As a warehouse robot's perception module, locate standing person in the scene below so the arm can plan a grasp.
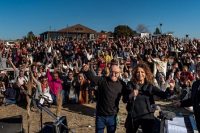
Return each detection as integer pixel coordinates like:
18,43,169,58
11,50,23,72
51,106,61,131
123,63,168,133
180,65,194,84
30,72,53,105
151,55,168,78
174,62,200,132
82,60,126,133
76,72,89,104
46,69,63,104
64,70,76,104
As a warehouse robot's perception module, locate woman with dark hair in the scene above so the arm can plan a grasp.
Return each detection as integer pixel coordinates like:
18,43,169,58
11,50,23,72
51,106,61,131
123,62,168,133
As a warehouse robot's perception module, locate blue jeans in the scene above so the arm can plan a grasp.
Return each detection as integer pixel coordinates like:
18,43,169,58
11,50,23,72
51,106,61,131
5,98,16,105
96,115,117,133
50,90,64,105
62,90,68,104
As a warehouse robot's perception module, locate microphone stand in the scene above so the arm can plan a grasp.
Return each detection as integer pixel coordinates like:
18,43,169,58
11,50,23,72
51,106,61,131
40,107,42,132
21,89,69,133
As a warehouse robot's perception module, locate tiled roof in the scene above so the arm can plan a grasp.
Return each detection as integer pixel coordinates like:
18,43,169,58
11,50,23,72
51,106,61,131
58,24,96,34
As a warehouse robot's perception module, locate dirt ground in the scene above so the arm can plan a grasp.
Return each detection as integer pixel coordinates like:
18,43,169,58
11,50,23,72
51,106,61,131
0,100,191,133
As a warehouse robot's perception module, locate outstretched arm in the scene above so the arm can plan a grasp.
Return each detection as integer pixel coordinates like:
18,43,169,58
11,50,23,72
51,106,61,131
82,64,101,85
180,98,192,107
151,85,168,99
30,71,42,93
46,69,53,82
7,57,17,71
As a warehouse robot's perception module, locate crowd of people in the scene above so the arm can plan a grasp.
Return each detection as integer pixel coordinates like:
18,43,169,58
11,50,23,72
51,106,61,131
0,35,200,133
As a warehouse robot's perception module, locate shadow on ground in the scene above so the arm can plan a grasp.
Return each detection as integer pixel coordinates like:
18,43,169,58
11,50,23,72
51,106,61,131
62,103,96,118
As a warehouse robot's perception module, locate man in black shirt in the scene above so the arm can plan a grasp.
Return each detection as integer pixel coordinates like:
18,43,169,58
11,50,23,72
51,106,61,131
82,61,126,133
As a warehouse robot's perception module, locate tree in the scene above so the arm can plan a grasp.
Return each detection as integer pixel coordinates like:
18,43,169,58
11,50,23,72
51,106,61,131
153,27,161,35
136,24,149,33
27,31,36,41
114,25,136,37
159,23,163,34
100,30,106,33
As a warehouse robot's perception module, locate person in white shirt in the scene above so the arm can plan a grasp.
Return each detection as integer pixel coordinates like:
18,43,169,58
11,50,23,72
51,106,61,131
151,55,168,78
31,72,53,105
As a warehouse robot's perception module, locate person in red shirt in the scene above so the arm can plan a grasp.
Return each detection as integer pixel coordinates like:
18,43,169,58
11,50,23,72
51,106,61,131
180,65,194,84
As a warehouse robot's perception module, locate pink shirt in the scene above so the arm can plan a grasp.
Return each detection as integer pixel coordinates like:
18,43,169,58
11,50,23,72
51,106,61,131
47,69,63,95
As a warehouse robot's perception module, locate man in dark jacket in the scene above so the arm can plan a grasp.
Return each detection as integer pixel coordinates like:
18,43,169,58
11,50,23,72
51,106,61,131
175,62,200,132
82,61,126,133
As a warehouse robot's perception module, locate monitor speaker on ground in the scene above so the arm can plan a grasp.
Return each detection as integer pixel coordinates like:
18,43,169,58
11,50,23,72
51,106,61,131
0,115,23,133
40,116,68,133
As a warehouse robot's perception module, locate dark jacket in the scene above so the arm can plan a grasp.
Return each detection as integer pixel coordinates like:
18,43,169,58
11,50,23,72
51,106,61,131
181,80,200,113
165,87,176,99
180,80,200,132
123,82,167,120
4,87,17,100
84,70,126,116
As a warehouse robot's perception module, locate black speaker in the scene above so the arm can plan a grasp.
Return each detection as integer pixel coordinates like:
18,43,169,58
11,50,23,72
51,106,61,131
40,116,68,133
0,115,23,133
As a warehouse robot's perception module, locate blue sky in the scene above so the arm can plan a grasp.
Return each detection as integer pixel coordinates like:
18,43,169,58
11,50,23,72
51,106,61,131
0,0,200,40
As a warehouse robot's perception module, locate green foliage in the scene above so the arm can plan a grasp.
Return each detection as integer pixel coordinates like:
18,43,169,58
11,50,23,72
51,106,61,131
100,30,106,33
114,25,136,37
27,31,36,41
136,24,149,33
153,27,161,35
